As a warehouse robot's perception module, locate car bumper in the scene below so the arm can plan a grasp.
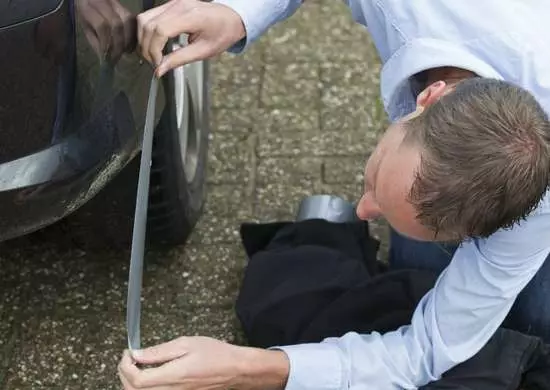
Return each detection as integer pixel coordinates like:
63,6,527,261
0,93,138,242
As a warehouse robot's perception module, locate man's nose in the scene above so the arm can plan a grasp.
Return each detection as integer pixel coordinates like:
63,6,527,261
356,193,383,220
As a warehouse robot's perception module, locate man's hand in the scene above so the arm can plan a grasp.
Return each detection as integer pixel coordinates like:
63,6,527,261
118,336,290,390
137,0,246,77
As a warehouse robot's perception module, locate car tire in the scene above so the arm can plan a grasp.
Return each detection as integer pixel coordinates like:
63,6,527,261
147,57,210,246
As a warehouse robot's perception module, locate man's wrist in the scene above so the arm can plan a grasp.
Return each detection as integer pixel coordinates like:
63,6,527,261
234,346,290,390
215,3,246,42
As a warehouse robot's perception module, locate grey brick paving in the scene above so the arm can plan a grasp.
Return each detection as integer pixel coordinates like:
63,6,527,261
0,2,390,388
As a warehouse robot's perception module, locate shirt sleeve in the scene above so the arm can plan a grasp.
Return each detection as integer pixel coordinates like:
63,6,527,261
275,207,550,390
212,0,303,53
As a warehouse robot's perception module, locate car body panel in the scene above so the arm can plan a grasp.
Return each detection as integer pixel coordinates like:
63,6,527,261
0,0,164,242
0,0,62,29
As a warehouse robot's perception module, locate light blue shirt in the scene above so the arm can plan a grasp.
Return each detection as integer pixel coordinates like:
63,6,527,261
213,0,550,388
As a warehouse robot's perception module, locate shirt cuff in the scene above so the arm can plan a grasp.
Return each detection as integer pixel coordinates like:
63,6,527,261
271,343,345,390
213,0,301,53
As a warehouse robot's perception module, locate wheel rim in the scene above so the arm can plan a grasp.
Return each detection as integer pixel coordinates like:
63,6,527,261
172,38,205,184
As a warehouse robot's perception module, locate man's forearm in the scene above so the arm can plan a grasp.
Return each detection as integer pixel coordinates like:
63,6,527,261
234,347,290,390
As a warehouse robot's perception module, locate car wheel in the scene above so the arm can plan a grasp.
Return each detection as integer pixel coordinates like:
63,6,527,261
147,54,210,246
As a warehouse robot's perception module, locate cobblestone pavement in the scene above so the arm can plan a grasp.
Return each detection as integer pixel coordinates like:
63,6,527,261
0,1,389,388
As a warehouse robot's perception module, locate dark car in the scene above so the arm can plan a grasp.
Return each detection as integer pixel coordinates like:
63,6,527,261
0,0,210,248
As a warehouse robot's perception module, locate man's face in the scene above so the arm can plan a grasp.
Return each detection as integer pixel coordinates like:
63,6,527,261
356,80,460,241
356,117,438,241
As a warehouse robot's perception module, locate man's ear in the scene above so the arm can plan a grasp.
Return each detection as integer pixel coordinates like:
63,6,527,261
417,80,447,108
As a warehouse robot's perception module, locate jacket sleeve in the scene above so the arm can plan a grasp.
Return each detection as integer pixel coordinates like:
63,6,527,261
213,0,303,52
275,210,550,389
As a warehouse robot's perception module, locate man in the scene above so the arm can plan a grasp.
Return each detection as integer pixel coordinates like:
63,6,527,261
118,0,550,389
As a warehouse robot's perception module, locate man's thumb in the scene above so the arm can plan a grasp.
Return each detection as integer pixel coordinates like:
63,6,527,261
131,338,188,364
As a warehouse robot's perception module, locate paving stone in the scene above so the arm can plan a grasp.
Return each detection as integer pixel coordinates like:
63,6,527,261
214,41,264,69
0,323,16,387
320,61,388,137
263,1,377,62
322,156,367,184
211,51,263,109
258,108,320,133
303,129,378,156
211,82,261,110
211,50,263,85
203,184,253,219
168,244,247,308
4,313,123,389
141,307,246,346
316,0,379,61
8,247,177,316
321,102,388,136
255,109,321,156
207,132,253,184
255,183,317,222
211,107,259,134
257,157,322,186
187,185,254,245
261,63,320,109
320,61,381,109
0,276,22,387
258,126,378,157
187,214,247,246
257,130,308,157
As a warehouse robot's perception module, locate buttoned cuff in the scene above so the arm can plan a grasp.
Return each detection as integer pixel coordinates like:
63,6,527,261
271,343,345,390
213,0,301,53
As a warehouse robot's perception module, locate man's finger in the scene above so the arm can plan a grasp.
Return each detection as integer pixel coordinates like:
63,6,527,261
141,6,204,67
118,370,137,390
132,337,189,365
146,12,185,67
124,356,188,388
137,0,176,47
157,41,211,77
118,351,140,383
147,26,170,67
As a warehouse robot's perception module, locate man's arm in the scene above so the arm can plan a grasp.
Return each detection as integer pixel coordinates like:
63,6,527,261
136,0,304,77
213,0,304,53
269,210,550,389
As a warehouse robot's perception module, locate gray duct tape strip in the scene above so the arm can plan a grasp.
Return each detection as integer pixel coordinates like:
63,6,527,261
126,75,159,354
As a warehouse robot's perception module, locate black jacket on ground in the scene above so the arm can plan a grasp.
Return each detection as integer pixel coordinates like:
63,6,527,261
235,219,550,390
